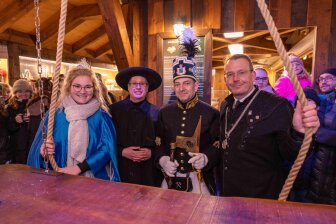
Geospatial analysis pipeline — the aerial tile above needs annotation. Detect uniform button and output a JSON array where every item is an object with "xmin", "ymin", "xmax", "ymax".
[
  {"xmin": 181, "ymin": 123, "xmax": 185, "ymax": 127},
  {"xmin": 181, "ymin": 130, "xmax": 185, "ymax": 134},
  {"xmin": 181, "ymin": 167, "xmax": 185, "ymax": 171},
  {"xmin": 180, "ymin": 152, "xmax": 184, "ymax": 156},
  {"xmin": 182, "ymin": 117, "xmax": 186, "ymax": 120},
  {"xmin": 224, "ymin": 151, "xmax": 229, "ymax": 155},
  {"xmin": 180, "ymin": 160, "xmax": 184, "ymax": 164},
  {"xmin": 224, "ymin": 160, "xmax": 228, "ymax": 163},
  {"xmin": 247, "ymin": 131, "xmax": 250, "ymax": 134},
  {"xmin": 224, "ymin": 166, "xmax": 228, "ymax": 171},
  {"xmin": 183, "ymin": 111, "xmax": 187, "ymax": 114}
]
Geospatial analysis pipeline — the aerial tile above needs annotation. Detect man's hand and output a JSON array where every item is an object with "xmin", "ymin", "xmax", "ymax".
[
  {"xmin": 159, "ymin": 156, "xmax": 179, "ymax": 177},
  {"xmin": 122, "ymin": 146, "xmax": 152, "ymax": 162},
  {"xmin": 188, "ymin": 152, "xmax": 208, "ymax": 170},
  {"xmin": 58, "ymin": 165, "xmax": 81, "ymax": 175},
  {"xmin": 293, "ymin": 101, "xmax": 320, "ymax": 133}
]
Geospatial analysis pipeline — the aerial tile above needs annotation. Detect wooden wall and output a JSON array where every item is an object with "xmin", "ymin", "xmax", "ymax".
[{"xmin": 146, "ymin": 0, "xmax": 336, "ymax": 106}]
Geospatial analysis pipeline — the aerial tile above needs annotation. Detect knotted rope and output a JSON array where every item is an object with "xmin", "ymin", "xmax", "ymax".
[
  {"xmin": 46, "ymin": 0, "xmax": 68, "ymax": 171},
  {"xmin": 255, "ymin": 0, "xmax": 314, "ymax": 201}
]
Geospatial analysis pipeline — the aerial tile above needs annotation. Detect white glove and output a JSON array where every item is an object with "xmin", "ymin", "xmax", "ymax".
[
  {"xmin": 159, "ymin": 156, "xmax": 179, "ymax": 177},
  {"xmin": 188, "ymin": 152, "xmax": 208, "ymax": 170}
]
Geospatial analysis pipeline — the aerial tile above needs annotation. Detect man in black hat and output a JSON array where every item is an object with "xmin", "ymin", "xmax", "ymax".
[
  {"xmin": 155, "ymin": 28, "xmax": 220, "ymax": 195},
  {"xmin": 109, "ymin": 66, "xmax": 162, "ymax": 186}
]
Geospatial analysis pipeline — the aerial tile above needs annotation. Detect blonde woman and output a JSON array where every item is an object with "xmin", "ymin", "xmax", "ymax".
[{"xmin": 27, "ymin": 62, "xmax": 120, "ymax": 181}]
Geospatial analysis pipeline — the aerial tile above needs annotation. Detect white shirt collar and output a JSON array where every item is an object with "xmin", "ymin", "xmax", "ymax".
[{"xmin": 233, "ymin": 86, "xmax": 256, "ymax": 103}]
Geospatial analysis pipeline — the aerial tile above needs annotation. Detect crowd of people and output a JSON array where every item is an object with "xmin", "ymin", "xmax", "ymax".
[{"xmin": 0, "ymin": 37, "xmax": 334, "ymax": 205}]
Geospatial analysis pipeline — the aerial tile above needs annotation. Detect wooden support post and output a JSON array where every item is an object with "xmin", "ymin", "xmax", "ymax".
[{"xmin": 7, "ymin": 42, "xmax": 21, "ymax": 85}]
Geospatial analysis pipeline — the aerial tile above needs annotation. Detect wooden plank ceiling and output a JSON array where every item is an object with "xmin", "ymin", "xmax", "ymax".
[
  {"xmin": 212, "ymin": 27, "xmax": 315, "ymax": 72},
  {"xmin": 0, "ymin": 0, "xmax": 131, "ymax": 67}
]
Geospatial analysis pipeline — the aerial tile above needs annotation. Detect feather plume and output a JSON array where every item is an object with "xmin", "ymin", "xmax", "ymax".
[{"xmin": 179, "ymin": 27, "xmax": 200, "ymax": 58}]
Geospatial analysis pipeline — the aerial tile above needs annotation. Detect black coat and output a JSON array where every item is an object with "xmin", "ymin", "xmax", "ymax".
[
  {"xmin": 155, "ymin": 99, "xmax": 220, "ymax": 195},
  {"xmin": 6, "ymin": 100, "xmax": 30, "ymax": 164},
  {"xmin": 0, "ymin": 110, "xmax": 9, "ymax": 164},
  {"xmin": 109, "ymin": 97, "xmax": 160, "ymax": 186},
  {"xmin": 219, "ymin": 89, "xmax": 303, "ymax": 199},
  {"xmin": 307, "ymin": 92, "xmax": 336, "ymax": 204}
]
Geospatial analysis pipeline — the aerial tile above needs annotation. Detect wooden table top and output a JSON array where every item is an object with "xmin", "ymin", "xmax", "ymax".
[{"xmin": 0, "ymin": 164, "xmax": 335, "ymax": 224}]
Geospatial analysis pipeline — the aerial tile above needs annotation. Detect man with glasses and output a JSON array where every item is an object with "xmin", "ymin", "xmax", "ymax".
[
  {"xmin": 305, "ymin": 68, "xmax": 336, "ymax": 204},
  {"xmin": 218, "ymin": 54, "xmax": 320, "ymax": 199},
  {"xmin": 317, "ymin": 68, "xmax": 336, "ymax": 101},
  {"xmin": 254, "ymin": 68, "xmax": 275, "ymax": 94},
  {"xmin": 109, "ymin": 66, "xmax": 162, "ymax": 186}
]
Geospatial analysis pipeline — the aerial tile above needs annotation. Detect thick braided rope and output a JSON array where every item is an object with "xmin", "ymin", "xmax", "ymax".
[
  {"xmin": 255, "ymin": 0, "xmax": 314, "ymax": 201},
  {"xmin": 46, "ymin": 0, "xmax": 68, "ymax": 171}
]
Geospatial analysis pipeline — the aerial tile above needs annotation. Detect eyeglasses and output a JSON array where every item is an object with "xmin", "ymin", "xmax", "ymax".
[
  {"xmin": 128, "ymin": 82, "xmax": 148, "ymax": 88},
  {"xmin": 255, "ymin": 77, "xmax": 268, "ymax": 81},
  {"xmin": 318, "ymin": 76, "xmax": 334, "ymax": 83},
  {"xmin": 72, "ymin": 84, "xmax": 94, "ymax": 92},
  {"xmin": 224, "ymin": 70, "xmax": 252, "ymax": 79}
]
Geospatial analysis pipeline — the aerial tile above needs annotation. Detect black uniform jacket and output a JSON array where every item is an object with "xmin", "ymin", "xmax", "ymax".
[
  {"xmin": 156, "ymin": 99, "xmax": 220, "ymax": 195},
  {"xmin": 110, "ymin": 97, "xmax": 160, "ymax": 186},
  {"xmin": 219, "ymin": 89, "xmax": 303, "ymax": 199}
]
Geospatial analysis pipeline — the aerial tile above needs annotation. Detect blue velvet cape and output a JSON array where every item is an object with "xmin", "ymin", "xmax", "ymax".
[{"xmin": 27, "ymin": 108, "xmax": 120, "ymax": 181}]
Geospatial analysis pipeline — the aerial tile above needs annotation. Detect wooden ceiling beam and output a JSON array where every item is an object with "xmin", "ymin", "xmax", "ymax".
[
  {"xmin": 97, "ymin": 0, "xmax": 133, "ymax": 70},
  {"xmin": 0, "ymin": 29, "xmax": 35, "ymax": 46},
  {"xmin": 0, "ymin": 0, "xmax": 35, "ymax": 33},
  {"xmin": 84, "ymin": 49, "xmax": 97, "ymax": 58},
  {"xmin": 72, "ymin": 25, "xmax": 106, "ymax": 54},
  {"xmin": 41, "ymin": 4, "xmax": 101, "ymax": 47},
  {"xmin": 95, "ymin": 43, "xmax": 112, "ymax": 58}
]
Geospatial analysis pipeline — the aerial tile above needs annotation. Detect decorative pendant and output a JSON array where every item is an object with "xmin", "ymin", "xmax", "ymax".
[{"xmin": 222, "ymin": 138, "xmax": 229, "ymax": 149}]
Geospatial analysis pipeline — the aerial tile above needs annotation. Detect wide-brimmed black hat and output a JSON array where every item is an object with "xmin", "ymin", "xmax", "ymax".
[{"xmin": 115, "ymin": 66, "xmax": 162, "ymax": 92}]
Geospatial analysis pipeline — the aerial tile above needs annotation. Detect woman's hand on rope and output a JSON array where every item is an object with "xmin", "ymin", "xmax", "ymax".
[
  {"xmin": 58, "ymin": 165, "xmax": 81, "ymax": 175},
  {"xmin": 40, "ymin": 138, "xmax": 55, "ymax": 158},
  {"xmin": 293, "ymin": 101, "xmax": 320, "ymax": 133}
]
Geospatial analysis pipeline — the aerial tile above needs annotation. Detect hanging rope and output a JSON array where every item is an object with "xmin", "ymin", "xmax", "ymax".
[
  {"xmin": 46, "ymin": 0, "xmax": 69, "ymax": 171},
  {"xmin": 255, "ymin": 0, "xmax": 314, "ymax": 201}
]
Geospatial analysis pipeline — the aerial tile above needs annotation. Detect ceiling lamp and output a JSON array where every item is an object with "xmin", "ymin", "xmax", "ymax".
[
  {"xmin": 224, "ymin": 32, "xmax": 244, "ymax": 38},
  {"xmin": 228, "ymin": 44, "xmax": 244, "ymax": 55},
  {"xmin": 173, "ymin": 23, "xmax": 186, "ymax": 37}
]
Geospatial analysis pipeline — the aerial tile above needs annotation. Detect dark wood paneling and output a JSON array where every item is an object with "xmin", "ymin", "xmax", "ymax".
[
  {"xmin": 270, "ymin": 0, "xmax": 292, "ymax": 28},
  {"xmin": 195, "ymin": 0, "xmax": 221, "ymax": 29},
  {"xmin": 235, "ymin": 0, "xmax": 255, "ymax": 31},
  {"xmin": 254, "ymin": 0, "xmax": 270, "ymax": 30},
  {"xmin": 148, "ymin": 0, "xmax": 165, "ymax": 105},
  {"xmin": 328, "ymin": 0, "xmax": 336, "ymax": 69},
  {"xmin": 307, "ymin": 0, "xmax": 333, "ymax": 79},
  {"xmin": 191, "ymin": 0, "xmax": 204, "ymax": 28},
  {"xmin": 164, "ymin": 0, "xmax": 174, "ymax": 32},
  {"xmin": 291, "ymin": 0, "xmax": 308, "ymax": 27},
  {"xmin": 220, "ymin": 0, "xmax": 235, "ymax": 32}
]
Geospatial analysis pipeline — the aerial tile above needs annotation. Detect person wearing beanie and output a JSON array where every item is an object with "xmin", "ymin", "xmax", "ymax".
[
  {"xmin": 304, "ymin": 68, "xmax": 336, "ymax": 205},
  {"xmin": 317, "ymin": 68, "xmax": 336, "ymax": 102},
  {"xmin": 274, "ymin": 53, "xmax": 313, "ymax": 106},
  {"xmin": 6, "ymin": 79, "xmax": 33, "ymax": 164},
  {"xmin": 156, "ymin": 28, "xmax": 220, "ymax": 195}
]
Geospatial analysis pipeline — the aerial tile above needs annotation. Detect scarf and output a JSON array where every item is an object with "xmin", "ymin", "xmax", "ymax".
[{"xmin": 62, "ymin": 96, "xmax": 100, "ymax": 177}]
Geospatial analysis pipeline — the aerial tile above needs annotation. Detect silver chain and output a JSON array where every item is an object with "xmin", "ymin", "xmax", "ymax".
[{"xmin": 34, "ymin": 0, "xmax": 48, "ymax": 169}]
